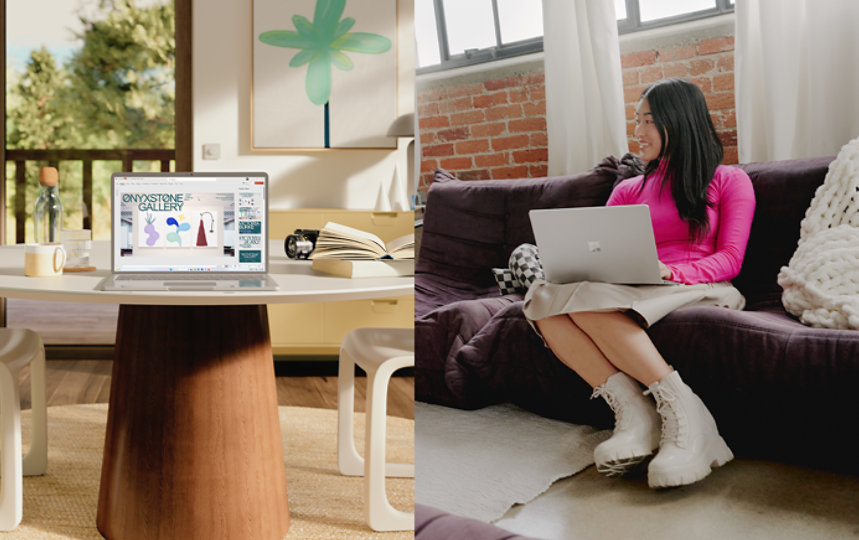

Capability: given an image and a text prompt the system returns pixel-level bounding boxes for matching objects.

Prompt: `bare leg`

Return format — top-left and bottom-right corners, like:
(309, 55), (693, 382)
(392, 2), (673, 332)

(535, 314), (618, 387)
(537, 312), (663, 478)
(568, 311), (672, 386)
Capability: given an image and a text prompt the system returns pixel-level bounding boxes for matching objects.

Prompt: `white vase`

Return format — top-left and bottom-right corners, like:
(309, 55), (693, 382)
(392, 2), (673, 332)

(374, 177), (392, 212)
(388, 167), (410, 211)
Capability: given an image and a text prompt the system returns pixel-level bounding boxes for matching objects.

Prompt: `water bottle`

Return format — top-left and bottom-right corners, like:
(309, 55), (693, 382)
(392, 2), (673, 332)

(33, 166), (64, 244)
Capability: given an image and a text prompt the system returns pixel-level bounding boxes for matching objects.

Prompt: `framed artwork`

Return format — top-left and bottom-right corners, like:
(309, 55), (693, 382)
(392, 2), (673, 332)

(252, 0), (398, 150)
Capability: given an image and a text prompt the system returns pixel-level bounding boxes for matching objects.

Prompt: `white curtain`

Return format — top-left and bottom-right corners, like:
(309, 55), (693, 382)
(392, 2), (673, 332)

(541, 0), (628, 176)
(735, 0), (859, 162)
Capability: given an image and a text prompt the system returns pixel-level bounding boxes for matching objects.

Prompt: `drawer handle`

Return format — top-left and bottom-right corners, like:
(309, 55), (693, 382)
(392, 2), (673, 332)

(370, 299), (399, 313)
(370, 212), (399, 225)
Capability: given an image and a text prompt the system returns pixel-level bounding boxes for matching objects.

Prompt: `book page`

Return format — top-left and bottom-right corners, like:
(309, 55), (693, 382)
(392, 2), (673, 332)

(310, 221), (386, 259)
(320, 222), (385, 249)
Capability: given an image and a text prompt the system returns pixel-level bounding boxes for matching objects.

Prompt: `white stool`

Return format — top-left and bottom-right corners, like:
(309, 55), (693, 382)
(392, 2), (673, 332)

(0, 328), (47, 531)
(337, 327), (414, 531)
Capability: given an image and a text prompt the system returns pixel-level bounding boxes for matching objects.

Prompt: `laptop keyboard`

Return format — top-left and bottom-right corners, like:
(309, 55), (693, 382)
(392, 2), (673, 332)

(115, 274), (261, 281)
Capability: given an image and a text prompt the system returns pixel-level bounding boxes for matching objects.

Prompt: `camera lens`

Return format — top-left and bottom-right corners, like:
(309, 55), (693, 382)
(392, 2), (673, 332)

(285, 235), (314, 259)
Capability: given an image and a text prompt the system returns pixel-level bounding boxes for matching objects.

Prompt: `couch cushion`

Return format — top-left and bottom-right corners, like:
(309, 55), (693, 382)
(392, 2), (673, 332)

(416, 159), (623, 288)
(415, 281), (521, 409)
(735, 156), (833, 309)
(416, 504), (542, 540)
(648, 304), (859, 472)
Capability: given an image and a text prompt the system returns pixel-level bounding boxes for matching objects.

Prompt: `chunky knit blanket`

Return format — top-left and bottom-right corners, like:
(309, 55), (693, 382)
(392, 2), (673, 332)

(777, 137), (859, 329)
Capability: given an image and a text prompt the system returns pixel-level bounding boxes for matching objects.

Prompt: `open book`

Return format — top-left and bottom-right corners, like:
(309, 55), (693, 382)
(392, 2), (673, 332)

(309, 222), (415, 260)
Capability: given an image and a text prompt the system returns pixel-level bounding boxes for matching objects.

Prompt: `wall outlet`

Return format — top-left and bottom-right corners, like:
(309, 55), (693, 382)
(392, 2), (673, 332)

(202, 143), (221, 160)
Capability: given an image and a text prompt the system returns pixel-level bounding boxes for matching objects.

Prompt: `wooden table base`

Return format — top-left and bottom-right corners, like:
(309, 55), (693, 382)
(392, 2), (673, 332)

(97, 305), (289, 540)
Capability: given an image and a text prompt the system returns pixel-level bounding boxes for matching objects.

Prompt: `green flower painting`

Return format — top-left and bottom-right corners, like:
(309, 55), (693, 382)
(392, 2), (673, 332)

(258, 0), (392, 147)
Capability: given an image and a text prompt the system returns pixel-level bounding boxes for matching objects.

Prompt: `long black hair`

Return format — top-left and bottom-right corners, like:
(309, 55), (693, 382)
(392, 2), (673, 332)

(640, 78), (723, 241)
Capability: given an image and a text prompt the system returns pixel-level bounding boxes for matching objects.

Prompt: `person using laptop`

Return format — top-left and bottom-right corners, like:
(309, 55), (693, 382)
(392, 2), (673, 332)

(523, 78), (756, 488)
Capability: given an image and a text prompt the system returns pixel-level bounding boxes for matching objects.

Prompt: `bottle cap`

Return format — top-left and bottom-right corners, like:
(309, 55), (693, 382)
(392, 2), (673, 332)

(39, 167), (59, 187)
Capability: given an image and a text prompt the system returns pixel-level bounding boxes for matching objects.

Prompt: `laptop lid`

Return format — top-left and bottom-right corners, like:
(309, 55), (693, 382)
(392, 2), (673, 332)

(110, 172), (269, 276)
(528, 205), (668, 285)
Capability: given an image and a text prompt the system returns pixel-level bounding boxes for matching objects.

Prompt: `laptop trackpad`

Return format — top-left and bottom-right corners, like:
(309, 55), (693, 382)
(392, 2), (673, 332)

(165, 281), (217, 289)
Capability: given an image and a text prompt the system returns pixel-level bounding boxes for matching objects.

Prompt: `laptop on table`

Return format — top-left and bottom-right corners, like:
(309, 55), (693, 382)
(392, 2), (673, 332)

(528, 204), (673, 285)
(99, 171), (278, 291)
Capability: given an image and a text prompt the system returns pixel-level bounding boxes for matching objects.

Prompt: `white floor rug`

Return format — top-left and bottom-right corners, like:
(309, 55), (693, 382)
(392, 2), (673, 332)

(415, 402), (610, 523)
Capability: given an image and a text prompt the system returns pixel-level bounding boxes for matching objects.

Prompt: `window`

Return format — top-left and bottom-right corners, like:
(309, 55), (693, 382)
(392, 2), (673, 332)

(417, 0), (734, 73)
(616, 0), (734, 34)
(415, 0), (544, 72)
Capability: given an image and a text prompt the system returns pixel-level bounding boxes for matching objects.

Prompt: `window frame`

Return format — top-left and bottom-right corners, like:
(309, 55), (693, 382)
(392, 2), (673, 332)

(417, 0), (734, 74)
(419, 0), (544, 73)
(616, 0), (734, 35)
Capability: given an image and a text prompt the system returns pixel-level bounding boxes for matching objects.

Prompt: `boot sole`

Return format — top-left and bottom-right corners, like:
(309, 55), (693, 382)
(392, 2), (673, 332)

(648, 437), (734, 488)
(596, 454), (652, 477)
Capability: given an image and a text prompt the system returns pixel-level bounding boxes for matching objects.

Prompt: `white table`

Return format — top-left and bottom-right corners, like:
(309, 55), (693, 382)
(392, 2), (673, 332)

(0, 241), (413, 540)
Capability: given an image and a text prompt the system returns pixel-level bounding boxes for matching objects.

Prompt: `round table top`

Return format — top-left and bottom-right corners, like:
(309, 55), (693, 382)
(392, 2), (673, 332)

(0, 241), (414, 306)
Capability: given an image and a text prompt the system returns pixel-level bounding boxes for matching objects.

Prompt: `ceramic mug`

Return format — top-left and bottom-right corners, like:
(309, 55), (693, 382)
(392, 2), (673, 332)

(25, 243), (67, 277)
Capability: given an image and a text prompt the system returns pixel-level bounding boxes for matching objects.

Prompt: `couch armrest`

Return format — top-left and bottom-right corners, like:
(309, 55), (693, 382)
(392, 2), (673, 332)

(416, 161), (620, 286)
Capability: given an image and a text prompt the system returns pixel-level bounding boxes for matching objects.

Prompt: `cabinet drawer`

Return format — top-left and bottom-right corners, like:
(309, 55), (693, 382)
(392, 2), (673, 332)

(268, 303), (325, 347)
(270, 210), (413, 243)
(323, 295), (414, 344)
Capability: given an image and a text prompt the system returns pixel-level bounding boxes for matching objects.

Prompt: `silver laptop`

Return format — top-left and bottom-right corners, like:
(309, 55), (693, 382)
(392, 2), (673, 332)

(99, 171), (278, 291)
(529, 205), (672, 285)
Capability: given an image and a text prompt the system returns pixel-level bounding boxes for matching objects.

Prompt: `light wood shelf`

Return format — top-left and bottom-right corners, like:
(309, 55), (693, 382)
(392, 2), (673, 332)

(268, 209), (414, 356)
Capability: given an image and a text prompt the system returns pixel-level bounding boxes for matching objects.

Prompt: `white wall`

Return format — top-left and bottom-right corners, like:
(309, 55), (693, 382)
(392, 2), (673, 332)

(192, 0), (414, 210)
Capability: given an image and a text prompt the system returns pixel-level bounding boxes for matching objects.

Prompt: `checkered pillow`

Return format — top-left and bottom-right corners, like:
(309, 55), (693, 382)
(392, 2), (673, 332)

(509, 243), (545, 289)
(492, 267), (525, 295)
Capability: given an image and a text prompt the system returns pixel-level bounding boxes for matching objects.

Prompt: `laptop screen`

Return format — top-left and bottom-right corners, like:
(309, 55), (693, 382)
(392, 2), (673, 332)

(111, 172), (268, 273)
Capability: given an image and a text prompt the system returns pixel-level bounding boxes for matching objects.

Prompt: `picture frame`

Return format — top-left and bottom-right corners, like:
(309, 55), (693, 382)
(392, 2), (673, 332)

(251, 0), (398, 150)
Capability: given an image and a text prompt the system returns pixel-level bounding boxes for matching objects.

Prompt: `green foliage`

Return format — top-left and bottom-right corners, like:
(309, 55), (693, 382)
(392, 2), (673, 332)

(66, 0), (175, 148)
(4, 0), (175, 243)
(6, 47), (72, 149)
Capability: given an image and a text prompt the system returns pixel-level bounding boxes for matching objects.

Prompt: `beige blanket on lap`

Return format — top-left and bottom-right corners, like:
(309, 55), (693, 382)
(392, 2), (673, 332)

(777, 136), (859, 329)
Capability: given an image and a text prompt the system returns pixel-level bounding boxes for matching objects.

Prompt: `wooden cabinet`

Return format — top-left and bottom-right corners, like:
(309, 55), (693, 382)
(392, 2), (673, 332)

(268, 209), (414, 356)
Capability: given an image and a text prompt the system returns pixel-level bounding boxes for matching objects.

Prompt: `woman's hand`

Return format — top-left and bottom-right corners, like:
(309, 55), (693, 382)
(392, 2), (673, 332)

(658, 261), (673, 280)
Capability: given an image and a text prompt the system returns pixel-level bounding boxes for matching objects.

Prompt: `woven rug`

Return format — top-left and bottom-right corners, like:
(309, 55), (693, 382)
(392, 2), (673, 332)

(414, 402), (610, 523)
(3, 404), (413, 539)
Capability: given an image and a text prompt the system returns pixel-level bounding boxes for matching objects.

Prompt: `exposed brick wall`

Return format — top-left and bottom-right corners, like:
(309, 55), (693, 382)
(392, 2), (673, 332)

(417, 71), (548, 192)
(622, 36), (737, 164)
(417, 34), (737, 194)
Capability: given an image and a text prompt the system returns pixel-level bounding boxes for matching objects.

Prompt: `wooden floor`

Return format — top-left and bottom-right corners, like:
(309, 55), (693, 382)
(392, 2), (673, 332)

(17, 359), (414, 419)
(6, 298), (414, 419)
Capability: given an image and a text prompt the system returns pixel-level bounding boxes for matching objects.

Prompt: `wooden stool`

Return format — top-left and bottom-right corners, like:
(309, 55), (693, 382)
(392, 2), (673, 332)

(337, 327), (414, 531)
(0, 328), (47, 531)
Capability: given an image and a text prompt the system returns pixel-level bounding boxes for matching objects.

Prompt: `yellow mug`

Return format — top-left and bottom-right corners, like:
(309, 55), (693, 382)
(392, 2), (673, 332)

(25, 243), (67, 277)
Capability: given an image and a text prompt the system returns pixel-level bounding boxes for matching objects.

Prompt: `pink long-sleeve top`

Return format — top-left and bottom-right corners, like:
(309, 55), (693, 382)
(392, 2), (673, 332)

(606, 164), (756, 285)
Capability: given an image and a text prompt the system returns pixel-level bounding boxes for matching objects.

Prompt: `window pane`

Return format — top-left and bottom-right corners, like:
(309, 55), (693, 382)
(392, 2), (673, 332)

(639, 0), (716, 22)
(442, 0), (496, 55)
(415, 0), (441, 67)
(496, 0), (542, 44)
(615, 0), (627, 19)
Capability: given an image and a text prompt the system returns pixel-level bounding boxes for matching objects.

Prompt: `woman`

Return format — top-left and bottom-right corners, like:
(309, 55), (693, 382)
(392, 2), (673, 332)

(523, 78), (756, 488)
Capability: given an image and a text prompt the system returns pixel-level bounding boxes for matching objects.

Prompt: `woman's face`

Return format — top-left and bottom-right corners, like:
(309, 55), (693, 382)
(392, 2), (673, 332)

(634, 98), (663, 163)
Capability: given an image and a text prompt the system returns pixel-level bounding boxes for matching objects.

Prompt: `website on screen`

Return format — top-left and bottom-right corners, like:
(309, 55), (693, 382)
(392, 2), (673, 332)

(112, 175), (267, 272)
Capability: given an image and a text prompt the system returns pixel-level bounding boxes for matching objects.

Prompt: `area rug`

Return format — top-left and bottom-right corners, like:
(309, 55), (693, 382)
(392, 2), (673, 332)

(414, 402), (610, 523)
(4, 404), (413, 540)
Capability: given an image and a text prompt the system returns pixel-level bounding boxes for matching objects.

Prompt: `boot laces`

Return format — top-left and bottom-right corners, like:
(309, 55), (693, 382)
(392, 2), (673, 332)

(645, 385), (688, 449)
(591, 385), (627, 431)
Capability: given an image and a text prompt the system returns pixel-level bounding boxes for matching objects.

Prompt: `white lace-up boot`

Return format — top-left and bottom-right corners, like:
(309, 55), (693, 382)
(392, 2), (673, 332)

(645, 370), (734, 488)
(591, 372), (661, 477)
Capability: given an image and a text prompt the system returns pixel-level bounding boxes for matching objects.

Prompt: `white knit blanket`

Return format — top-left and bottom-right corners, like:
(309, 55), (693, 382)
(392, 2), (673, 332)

(777, 136), (859, 329)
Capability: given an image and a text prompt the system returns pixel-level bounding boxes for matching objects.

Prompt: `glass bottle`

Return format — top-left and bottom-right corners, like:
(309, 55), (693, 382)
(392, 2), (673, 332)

(33, 166), (64, 244)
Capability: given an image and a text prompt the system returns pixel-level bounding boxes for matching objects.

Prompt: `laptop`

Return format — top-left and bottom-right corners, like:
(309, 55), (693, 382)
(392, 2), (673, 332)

(528, 205), (673, 285)
(98, 171), (279, 291)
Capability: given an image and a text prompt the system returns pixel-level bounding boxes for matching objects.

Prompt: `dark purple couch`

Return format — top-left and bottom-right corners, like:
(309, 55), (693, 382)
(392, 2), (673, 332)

(415, 504), (542, 540)
(415, 155), (859, 475)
